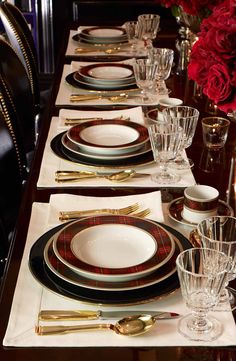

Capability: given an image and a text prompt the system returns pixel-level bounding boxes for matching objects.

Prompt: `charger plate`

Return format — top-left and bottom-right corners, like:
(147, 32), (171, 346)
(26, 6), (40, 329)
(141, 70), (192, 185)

(29, 221), (191, 305)
(66, 72), (138, 91)
(52, 215), (175, 281)
(50, 132), (154, 168)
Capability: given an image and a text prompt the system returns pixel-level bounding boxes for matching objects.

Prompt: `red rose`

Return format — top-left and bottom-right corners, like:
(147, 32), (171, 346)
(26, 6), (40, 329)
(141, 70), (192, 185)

(204, 63), (232, 104)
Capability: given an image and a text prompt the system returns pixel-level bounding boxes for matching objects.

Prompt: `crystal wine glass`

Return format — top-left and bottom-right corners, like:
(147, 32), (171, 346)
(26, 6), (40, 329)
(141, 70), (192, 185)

(133, 58), (158, 104)
(197, 216), (236, 311)
(137, 14), (160, 49)
(148, 47), (174, 95)
(148, 122), (183, 184)
(162, 105), (199, 169)
(176, 248), (228, 341)
(124, 21), (139, 55)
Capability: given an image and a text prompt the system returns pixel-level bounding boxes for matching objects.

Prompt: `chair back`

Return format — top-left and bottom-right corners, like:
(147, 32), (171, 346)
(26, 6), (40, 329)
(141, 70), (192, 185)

(0, 36), (35, 153)
(0, 2), (40, 109)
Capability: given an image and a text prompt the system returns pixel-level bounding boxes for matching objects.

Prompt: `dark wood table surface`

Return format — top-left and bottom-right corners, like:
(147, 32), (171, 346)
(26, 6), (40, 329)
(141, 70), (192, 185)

(1, 20), (236, 361)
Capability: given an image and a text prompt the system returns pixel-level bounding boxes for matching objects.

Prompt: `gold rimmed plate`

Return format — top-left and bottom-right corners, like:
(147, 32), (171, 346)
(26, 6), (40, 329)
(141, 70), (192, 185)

(61, 133), (151, 161)
(50, 132), (154, 169)
(53, 215), (175, 282)
(44, 234), (180, 291)
(66, 72), (138, 92)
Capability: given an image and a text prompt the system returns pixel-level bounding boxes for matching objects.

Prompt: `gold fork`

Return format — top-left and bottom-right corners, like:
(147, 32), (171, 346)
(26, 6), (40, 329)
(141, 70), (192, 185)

(59, 203), (140, 221)
(131, 208), (151, 218)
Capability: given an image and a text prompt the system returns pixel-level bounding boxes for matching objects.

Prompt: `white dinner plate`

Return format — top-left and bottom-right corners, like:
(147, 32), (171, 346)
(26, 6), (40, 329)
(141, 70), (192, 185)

(67, 119), (149, 156)
(61, 133), (151, 161)
(53, 215), (175, 282)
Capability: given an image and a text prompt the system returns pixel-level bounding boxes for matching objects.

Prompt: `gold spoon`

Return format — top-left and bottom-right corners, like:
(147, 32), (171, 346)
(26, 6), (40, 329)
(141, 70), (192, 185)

(55, 169), (148, 183)
(36, 314), (161, 336)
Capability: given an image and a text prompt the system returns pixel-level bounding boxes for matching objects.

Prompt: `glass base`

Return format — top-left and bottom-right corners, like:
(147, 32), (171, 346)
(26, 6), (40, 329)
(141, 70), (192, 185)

(178, 314), (223, 341)
(151, 171), (180, 184)
(213, 287), (236, 312)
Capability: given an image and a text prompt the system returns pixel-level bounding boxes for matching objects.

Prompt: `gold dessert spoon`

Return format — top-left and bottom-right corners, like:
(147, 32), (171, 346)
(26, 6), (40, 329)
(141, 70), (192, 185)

(36, 314), (160, 336)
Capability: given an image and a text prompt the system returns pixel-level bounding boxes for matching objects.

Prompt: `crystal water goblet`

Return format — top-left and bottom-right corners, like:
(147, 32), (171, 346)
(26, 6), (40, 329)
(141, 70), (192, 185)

(176, 248), (228, 341)
(197, 216), (236, 311)
(133, 58), (158, 104)
(124, 21), (139, 55)
(148, 122), (183, 184)
(137, 14), (160, 49)
(162, 105), (199, 169)
(148, 47), (174, 95)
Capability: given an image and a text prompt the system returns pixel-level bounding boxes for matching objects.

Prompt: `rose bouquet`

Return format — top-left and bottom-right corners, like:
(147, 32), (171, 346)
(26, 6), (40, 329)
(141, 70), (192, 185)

(156, 0), (222, 16)
(188, 0), (236, 113)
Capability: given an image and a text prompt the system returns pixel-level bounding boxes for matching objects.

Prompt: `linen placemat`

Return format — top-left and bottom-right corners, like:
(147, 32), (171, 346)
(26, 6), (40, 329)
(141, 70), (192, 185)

(65, 29), (147, 58)
(37, 110), (196, 188)
(3, 198), (236, 347)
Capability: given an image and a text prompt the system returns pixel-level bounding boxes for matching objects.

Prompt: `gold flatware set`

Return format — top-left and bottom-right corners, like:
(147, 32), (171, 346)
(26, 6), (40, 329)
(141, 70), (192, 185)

(70, 93), (130, 103)
(64, 115), (130, 125)
(36, 312), (180, 336)
(55, 169), (150, 183)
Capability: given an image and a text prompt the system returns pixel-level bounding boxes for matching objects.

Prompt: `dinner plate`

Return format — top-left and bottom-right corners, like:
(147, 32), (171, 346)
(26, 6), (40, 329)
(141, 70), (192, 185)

(72, 72), (136, 90)
(29, 221), (191, 305)
(78, 63), (135, 85)
(66, 72), (138, 92)
(61, 133), (151, 161)
(168, 197), (234, 227)
(44, 234), (181, 291)
(81, 27), (127, 39)
(74, 33), (128, 44)
(53, 215), (175, 282)
(50, 132), (154, 168)
(67, 119), (149, 155)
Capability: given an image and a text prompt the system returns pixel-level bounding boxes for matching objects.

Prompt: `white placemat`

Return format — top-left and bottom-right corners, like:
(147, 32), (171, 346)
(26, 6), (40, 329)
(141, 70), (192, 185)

(3, 198), (236, 347)
(55, 61), (165, 107)
(37, 108), (196, 188)
(65, 29), (147, 58)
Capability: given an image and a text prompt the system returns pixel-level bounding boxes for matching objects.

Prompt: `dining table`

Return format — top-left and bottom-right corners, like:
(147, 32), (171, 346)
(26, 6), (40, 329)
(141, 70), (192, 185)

(1, 15), (236, 361)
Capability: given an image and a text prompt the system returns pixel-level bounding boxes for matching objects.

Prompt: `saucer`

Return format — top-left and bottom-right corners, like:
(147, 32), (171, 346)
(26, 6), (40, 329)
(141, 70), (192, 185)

(168, 197), (234, 227)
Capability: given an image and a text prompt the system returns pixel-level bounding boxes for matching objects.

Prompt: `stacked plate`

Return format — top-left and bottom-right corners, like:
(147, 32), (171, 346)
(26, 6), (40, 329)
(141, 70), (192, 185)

(73, 26), (128, 44)
(51, 119), (154, 167)
(72, 63), (136, 90)
(29, 215), (191, 305)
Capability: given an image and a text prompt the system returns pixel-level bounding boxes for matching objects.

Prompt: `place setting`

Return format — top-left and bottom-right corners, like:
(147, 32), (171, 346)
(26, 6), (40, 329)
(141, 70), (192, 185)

(65, 25), (147, 59)
(55, 60), (164, 107)
(3, 192), (236, 348)
(37, 108), (196, 188)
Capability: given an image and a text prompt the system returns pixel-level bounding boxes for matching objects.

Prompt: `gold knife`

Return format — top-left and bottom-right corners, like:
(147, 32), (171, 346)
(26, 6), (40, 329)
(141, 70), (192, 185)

(38, 310), (180, 321)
